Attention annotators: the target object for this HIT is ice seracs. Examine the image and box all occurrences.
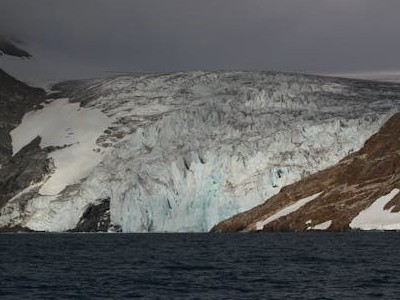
[212,111,400,233]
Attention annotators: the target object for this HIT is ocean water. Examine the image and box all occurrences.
[1,232,399,299]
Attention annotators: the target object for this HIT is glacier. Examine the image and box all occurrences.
[1,71,400,232]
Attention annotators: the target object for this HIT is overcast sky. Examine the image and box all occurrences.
[1,0,400,85]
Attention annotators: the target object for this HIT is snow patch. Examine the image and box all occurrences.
[10,98,111,195]
[256,192,322,230]
[350,189,400,230]
[310,220,332,230]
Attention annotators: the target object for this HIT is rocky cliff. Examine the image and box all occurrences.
[0,42,49,231]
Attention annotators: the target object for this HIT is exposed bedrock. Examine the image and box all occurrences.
[70,198,111,232]
[0,69,45,166]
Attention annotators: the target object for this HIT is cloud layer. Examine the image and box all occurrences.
[1,0,400,83]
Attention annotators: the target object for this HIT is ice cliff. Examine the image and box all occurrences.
[1,71,400,232]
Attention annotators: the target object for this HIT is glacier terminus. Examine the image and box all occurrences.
[1,71,400,232]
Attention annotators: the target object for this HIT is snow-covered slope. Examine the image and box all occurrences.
[350,189,400,230]
[1,71,400,232]
[11,98,111,195]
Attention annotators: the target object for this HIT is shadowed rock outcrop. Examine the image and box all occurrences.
[0,136,53,209]
[70,198,111,232]
[0,69,45,165]
[0,225,36,233]
[0,37,43,163]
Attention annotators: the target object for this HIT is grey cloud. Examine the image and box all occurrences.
[1,0,400,83]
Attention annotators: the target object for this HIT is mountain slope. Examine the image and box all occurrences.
[0,70,47,217]
[0,37,42,165]
[1,71,400,232]
[212,112,400,232]
[0,69,45,162]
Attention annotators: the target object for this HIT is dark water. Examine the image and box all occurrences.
[1,232,400,299]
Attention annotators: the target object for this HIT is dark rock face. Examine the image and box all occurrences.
[0,69,45,165]
[0,69,51,228]
[0,38,31,59]
[0,136,52,209]
[70,198,111,232]
[211,112,400,232]
[0,40,41,164]
[0,225,36,233]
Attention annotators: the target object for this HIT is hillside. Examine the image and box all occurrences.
[212,112,400,232]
